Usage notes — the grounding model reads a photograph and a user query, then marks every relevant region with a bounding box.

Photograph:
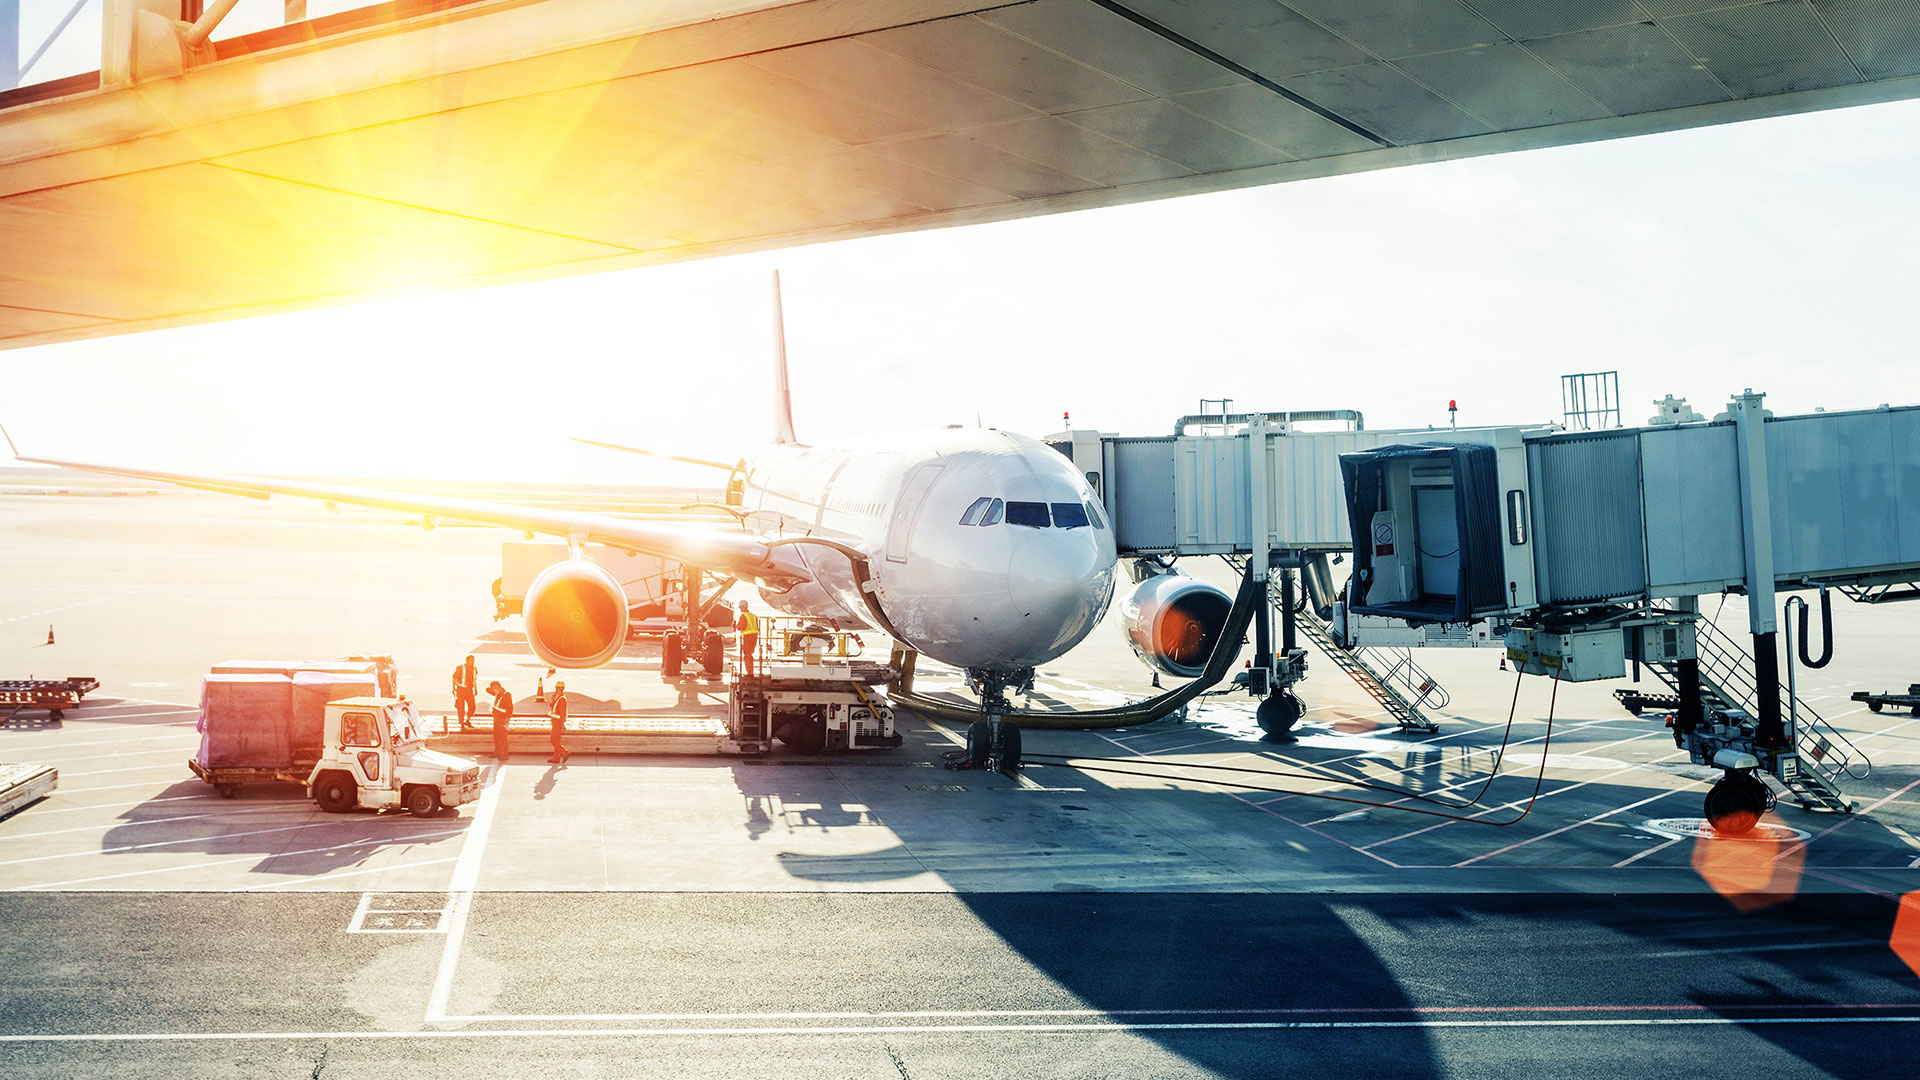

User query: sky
[5,91,1920,484]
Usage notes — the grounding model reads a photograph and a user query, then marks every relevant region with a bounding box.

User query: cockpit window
[1050,502,1089,529]
[959,497,992,526]
[982,499,1003,525]
[1005,501,1050,528]
[1085,501,1107,530]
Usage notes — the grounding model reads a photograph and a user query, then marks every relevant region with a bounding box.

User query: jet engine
[524,560,630,669]
[1120,567,1234,679]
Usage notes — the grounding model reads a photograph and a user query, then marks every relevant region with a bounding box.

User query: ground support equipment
[0,762,57,820]
[1851,685,1920,716]
[187,754,320,799]
[0,677,99,722]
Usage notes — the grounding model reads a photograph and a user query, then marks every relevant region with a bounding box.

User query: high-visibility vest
[738,610,759,634]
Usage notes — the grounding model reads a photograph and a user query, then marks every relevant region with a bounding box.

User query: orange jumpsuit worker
[453,655,478,731]
[547,681,570,763]
[736,601,760,677]
[487,680,513,759]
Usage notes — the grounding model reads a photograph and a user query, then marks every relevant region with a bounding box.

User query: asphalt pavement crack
[882,1042,910,1079]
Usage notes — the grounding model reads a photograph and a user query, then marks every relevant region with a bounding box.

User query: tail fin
[771,270,798,445]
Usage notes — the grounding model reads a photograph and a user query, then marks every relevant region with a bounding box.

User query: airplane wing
[3,432,811,591]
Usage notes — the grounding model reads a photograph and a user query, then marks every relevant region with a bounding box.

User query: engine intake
[524,560,630,669]
[1120,570,1234,679]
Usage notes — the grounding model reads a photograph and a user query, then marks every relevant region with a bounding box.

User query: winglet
[771,270,798,445]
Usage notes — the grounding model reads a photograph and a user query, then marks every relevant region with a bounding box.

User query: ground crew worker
[487,680,513,759]
[736,601,760,677]
[547,681,570,763]
[453,655,478,731]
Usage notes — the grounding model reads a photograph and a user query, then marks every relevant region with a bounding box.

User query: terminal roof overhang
[5,0,1920,350]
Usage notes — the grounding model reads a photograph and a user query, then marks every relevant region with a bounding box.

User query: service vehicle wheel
[216,784,239,799]
[1257,693,1302,738]
[702,630,724,675]
[314,772,357,814]
[997,721,1022,773]
[405,786,441,818]
[1868,701,1883,713]
[780,714,827,755]
[661,632,683,680]
[1703,778,1762,836]
[965,721,991,769]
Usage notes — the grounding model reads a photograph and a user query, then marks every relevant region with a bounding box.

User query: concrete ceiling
[4,0,1919,349]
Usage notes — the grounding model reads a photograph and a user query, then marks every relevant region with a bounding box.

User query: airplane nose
[1006,531,1116,659]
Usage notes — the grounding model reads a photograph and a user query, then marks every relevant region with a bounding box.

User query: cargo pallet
[1,677,99,722]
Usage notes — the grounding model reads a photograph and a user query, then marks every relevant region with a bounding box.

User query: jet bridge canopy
[1339,443,1507,625]
[11,0,1920,349]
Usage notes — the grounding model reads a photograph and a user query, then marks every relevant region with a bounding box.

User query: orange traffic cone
[535,676,545,702]
[46,625,54,645]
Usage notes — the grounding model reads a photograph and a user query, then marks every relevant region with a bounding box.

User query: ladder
[1642,616,1866,812]
[1294,609,1442,734]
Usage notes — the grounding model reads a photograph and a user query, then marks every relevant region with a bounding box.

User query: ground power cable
[1023,672,1565,827]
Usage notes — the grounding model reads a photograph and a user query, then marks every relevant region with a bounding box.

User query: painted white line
[5,746,200,766]
[2,731,198,750]
[424,763,505,1022]
[8,829,465,890]
[0,821,338,867]
[26,784,216,801]
[0,804,292,840]
[4,1016,1920,1042]
[46,763,214,780]
[1612,836,1684,868]
[343,888,456,927]
[1454,781,1715,867]
[1363,750,1689,854]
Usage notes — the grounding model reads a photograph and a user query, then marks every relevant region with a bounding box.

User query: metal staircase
[1294,609,1443,734]
[1641,616,1867,813]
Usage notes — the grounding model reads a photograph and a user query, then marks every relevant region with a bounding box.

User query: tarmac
[2,490,1918,1077]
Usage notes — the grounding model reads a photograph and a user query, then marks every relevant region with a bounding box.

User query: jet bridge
[1332,390,1920,834]
[1045,413,1535,737]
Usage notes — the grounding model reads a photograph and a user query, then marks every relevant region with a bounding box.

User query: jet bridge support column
[1730,390,1786,750]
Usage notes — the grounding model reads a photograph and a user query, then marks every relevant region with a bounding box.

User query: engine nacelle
[524,560,630,669]
[1120,569,1234,678]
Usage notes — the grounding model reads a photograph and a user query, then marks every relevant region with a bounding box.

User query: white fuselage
[738,429,1117,674]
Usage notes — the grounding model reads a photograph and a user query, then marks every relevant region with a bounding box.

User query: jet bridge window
[958,498,1004,526]
[1050,502,1090,529]
[1005,501,1050,527]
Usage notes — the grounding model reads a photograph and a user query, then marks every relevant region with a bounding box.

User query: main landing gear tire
[314,772,357,814]
[405,786,442,818]
[1704,774,1768,836]
[965,721,992,770]
[998,721,1023,774]
[1257,693,1302,740]
[779,714,827,756]
[702,630,725,676]
[661,631,684,680]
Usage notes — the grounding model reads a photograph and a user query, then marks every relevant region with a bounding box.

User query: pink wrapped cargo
[290,670,378,755]
[196,674,295,769]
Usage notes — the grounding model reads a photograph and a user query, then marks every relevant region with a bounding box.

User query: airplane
[4,275,1242,760]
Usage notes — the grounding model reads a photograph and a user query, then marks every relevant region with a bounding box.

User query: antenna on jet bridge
[771,270,798,445]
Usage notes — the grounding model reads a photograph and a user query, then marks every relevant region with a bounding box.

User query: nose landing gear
[955,668,1026,775]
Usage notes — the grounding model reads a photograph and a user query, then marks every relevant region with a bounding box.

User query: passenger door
[885,465,944,564]
[339,709,390,791]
